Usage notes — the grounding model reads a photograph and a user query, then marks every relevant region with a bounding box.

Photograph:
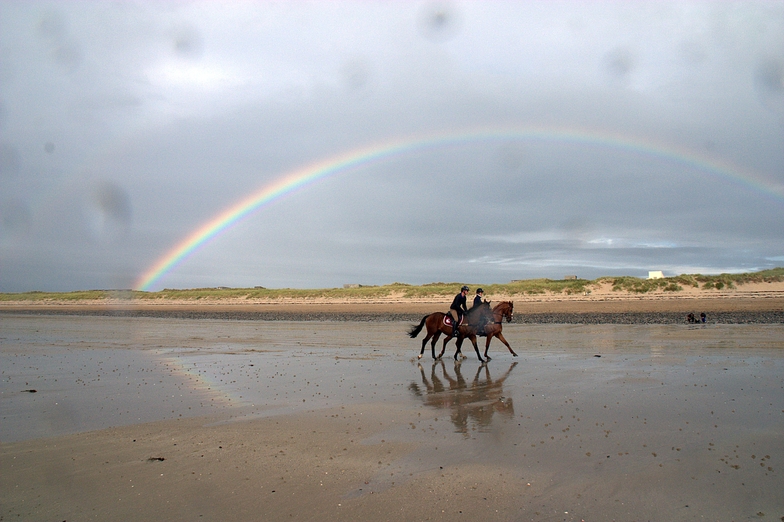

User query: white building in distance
[648,271,664,279]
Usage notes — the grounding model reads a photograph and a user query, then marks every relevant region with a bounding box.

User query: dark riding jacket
[450,293,467,314]
[472,295,483,308]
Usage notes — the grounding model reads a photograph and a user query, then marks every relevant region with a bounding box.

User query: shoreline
[2,292,783,323]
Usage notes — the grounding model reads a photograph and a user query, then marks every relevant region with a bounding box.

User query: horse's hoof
[512,353,519,357]
[417,354,423,359]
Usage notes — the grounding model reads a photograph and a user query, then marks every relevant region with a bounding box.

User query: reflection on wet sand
[409,360,517,435]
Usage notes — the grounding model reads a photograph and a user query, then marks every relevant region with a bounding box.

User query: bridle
[489,302,513,324]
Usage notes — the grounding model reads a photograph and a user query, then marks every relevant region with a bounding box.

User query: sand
[2,308,783,521]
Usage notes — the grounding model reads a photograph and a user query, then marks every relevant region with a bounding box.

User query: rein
[489,302,513,325]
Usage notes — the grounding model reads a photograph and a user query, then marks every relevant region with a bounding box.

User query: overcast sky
[1,2,783,292]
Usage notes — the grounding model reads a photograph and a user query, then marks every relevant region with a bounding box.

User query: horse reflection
[409,360,517,435]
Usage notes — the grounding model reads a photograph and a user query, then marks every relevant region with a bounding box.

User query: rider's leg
[449,310,459,337]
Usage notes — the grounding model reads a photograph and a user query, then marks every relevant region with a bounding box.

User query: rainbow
[134,125,782,291]
[160,354,243,408]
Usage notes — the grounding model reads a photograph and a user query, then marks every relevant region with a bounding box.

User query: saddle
[442,315,464,327]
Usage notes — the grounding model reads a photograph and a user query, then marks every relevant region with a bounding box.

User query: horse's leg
[419,331,432,359]
[468,334,484,363]
[436,327,450,359]
[453,336,464,361]
[444,332,455,360]
[483,331,495,360]
[431,332,442,360]
[496,331,518,357]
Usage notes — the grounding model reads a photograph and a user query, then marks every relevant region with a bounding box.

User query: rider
[471,288,488,335]
[449,285,469,338]
[472,288,484,309]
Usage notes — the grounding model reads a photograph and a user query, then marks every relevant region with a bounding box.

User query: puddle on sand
[1,316,782,518]
[0,316,418,441]
[348,347,783,513]
[0,344,229,442]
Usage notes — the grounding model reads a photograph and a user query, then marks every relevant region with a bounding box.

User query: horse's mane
[466,300,492,320]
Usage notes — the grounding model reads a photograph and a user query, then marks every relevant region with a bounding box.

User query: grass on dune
[2,268,782,302]
[602,268,784,293]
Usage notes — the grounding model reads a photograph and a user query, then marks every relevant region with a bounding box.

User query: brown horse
[408,301,493,362]
[455,301,517,361]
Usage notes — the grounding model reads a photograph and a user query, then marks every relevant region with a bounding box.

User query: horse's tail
[408,315,429,338]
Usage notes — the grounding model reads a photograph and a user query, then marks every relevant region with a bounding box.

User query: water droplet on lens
[0,143,20,177]
[341,59,372,92]
[755,59,784,120]
[83,182,132,242]
[52,40,82,72]
[604,48,634,80]
[497,143,526,172]
[38,11,67,40]
[0,199,32,239]
[419,2,461,42]
[173,27,204,59]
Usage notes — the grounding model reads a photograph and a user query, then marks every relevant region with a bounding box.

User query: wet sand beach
[2,290,784,323]
[1,311,782,521]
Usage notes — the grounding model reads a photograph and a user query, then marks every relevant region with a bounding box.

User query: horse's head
[496,301,514,322]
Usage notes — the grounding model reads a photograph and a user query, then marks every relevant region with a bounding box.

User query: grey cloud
[0,2,782,292]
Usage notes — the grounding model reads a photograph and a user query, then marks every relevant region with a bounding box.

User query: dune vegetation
[1,268,782,302]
